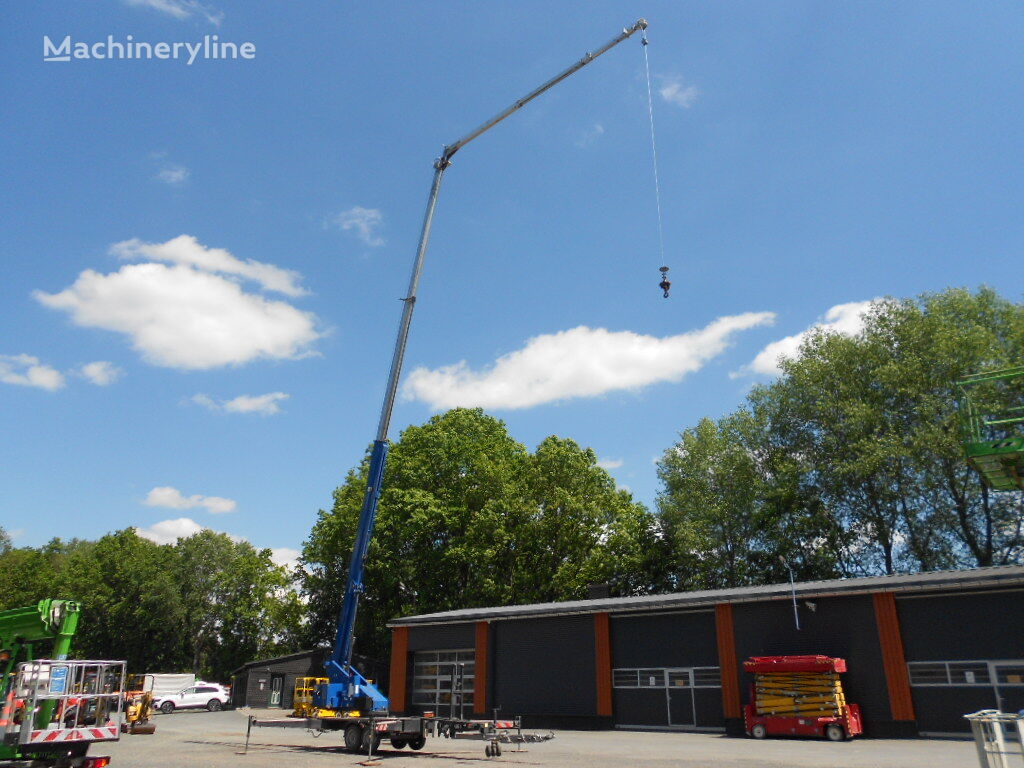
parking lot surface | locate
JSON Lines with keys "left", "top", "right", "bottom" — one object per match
{"left": 102, "top": 709, "right": 979, "bottom": 768}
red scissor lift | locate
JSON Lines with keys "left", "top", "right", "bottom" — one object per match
{"left": 743, "top": 655, "right": 863, "bottom": 741}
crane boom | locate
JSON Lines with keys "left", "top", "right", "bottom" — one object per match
{"left": 317, "top": 18, "right": 648, "bottom": 715}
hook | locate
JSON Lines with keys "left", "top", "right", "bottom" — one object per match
{"left": 658, "top": 266, "right": 671, "bottom": 299}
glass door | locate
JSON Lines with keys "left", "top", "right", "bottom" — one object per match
{"left": 666, "top": 669, "right": 695, "bottom": 727}
{"left": 269, "top": 675, "right": 283, "bottom": 707}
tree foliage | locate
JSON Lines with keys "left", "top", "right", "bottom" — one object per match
{"left": 0, "top": 529, "right": 301, "bottom": 680}
{"left": 300, "top": 408, "right": 659, "bottom": 660}
{"left": 658, "top": 287, "right": 1024, "bottom": 581}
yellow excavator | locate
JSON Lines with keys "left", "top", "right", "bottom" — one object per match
{"left": 122, "top": 675, "right": 156, "bottom": 735}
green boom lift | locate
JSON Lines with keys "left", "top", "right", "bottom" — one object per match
{"left": 956, "top": 365, "right": 1024, "bottom": 491}
{"left": 0, "top": 600, "right": 80, "bottom": 733}
{"left": 1, "top": 600, "right": 123, "bottom": 768}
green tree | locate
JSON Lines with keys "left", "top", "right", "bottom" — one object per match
{"left": 55, "top": 530, "right": 185, "bottom": 671}
{"left": 176, "top": 531, "right": 301, "bottom": 680}
{"left": 301, "top": 408, "right": 657, "bottom": 660}
{"left": 0, "top": 537, "right": 93, "bottom": 611}
{"left": 778, "top": 288, "right": 1024, "bottom": 571}
{"left": 657, "top": 286, "right": 1024, "bottom": 579}
{"left": 657, "top": 406, "right": 842, "bottom": 589}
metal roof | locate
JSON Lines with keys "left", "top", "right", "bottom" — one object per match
{"left": 388, "top": 564, "right": 1024, "bottom": 627}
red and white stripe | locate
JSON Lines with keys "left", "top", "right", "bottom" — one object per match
{"left": 27, "top": 725, "right": 119, "bottom": 744}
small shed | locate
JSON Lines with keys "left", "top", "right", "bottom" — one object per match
{"left": 231, "top": 650, "right": 327, "bottom": 710}
{"left": 231, "top": 650, "right": 390, "bottom": 710}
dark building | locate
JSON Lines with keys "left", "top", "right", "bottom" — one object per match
{"left": 387, "top": 565, "right": 1024, "bottom": 736}
{"left": 231, "top": 650, "right": 390, "bottom": 711}
{"left": 231, "top": 650, "right": 327, "bottom": 710}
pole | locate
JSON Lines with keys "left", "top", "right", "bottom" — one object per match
{"left": 778, "top": 561, "right": 802, "bottom": 630}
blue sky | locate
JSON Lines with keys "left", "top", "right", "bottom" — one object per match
{"left": 2, "top": 1, "right": 1022, "bottom": 565}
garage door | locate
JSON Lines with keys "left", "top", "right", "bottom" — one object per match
{"left": 411, "top": 650, "right": 475, "bottom": 718}
{"left": 613, "top": 667, "right": 723, "bottom": 729}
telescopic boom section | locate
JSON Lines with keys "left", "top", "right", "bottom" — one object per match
{"left": 318, "top": 19, "right": 649, "bottom": 715}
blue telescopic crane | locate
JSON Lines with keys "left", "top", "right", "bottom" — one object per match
{"left": 314, "top": 18, "right": 650, "bottom": 716}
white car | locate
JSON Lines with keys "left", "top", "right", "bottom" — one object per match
{"left": 154, "top": 682, "right": 231, "bottom": 713}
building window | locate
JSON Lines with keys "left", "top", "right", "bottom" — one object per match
{"left": 411, "top": 650, "right": 475, "bottom": 711}
{"left": 691, "top": 667, "right": 722, "bottom": 688}
{"left": 908, "top": 660, "right": 1021, "bottom": 687}
{"left": 613, "top": 669, "right": 639, "bottom": 688}
{"left": 613, "top": 667, "right": 721, "bottom": 689}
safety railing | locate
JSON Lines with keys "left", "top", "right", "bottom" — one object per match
{"left": 965, "top": 710, "right": 1024, "bottom": 768}
{"left": 4, "top": 659, "right": 125, "bottom": 747}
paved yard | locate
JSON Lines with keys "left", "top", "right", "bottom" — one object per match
{"left": 100, "top": 709, "right": 980, "bottom": 768}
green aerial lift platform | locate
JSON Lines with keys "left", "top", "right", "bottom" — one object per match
{"left": 957, "top": 365, "right": 1024, "bottom": 491}
{"left": 1, "top": 600, "right": 125, "bottom": 768}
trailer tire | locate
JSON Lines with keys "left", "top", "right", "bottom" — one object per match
{"left": 485, "top": 743, "right": 493, "bottom": 757}
{"left": 391, "top": 737, "right": 407, "bottom": 749}
{"left": 495, "top": 742, "right": 501, "bottom": 756}
{"left": 825, "top": 724, "right": 845, "bottom": 742}
{"left": 750, "top": 723, "right": 766, "bottom": 739}
{"left": 408, "top": 734, "right": 426, "bottom": 750}
{"left": 343, "top": 724, "right": 363, "bottom": 751}
{"left": 160, "top": 701, "right": 175, "bottom": 715}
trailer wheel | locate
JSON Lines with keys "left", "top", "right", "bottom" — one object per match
{"left": 391, "top": 737, "right": 407, "bottom": 749}
{"left": 825, "top": 724, "right": 846, "bottom": 742}
{"left": 343, "top": 724, "right": 363, "bottom": 751}
{"left": 494, "top": 742, "right": 501, "bottom": 756}
{"left": 750, "top": 723, "right": 767, "bottom": 739}
{"left": 408, "top": 734, "right": 426, "bottom": 750}
{"left": 485, "top": 743, "right": 493, "bottom": 757}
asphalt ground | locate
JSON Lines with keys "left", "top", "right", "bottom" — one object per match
{"left": 99, "top": 708, "right": 982, "bottom": 768}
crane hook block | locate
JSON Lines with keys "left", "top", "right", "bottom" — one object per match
{"left": 658, "top": 266, "right": 671, "bottom": 299}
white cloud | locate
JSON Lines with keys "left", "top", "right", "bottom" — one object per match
{"left": 144, "top": 485, "right": 237, "bottom": 514}
{"left": 156, "top": 165, "right": 189, "bottom": 185}
{"left": 111, "top": 235, "right": 306, "bottom": 297}
{"left": 403, "top": 313, "right": 775, "bottom": 410}
{"left": 575, "top": 123, "right": 605, "bottom": 148}
{"left": 135, "top": 517, "right": 204, "bottom": 545}
{"left": 35, "top": 237, "right": 321, "bottom": 370}
{"left": 0, "top": 354, "right": 65, "bottom": 391}
{"left": 659, "top": 77, "right": 700, "bottom": 108}
{"left": 191, "top": 391, "right": 289, "bottom": 416}
{"left": 134, "top": 517, "right": 246, "bottom": 545}
{"left": 78, "top": 361, "right": 122, "bottom": 386}
{"left": 327, "top": 207, "right": 385, "bottom": 247}
{"left": 597, "top": 458, "right": 624, "bottom": 470}
{"left": 270, "top": 547, "right": 301, "bottom": 571}
{"left": 123, "top": 0, "right": 223, "bottom": 25}
{"left": 740, "top": 299, "right": 882, "bottom": 377}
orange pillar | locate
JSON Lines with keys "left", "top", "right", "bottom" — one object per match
{"left": 388, "top": 626, "right": 409, "bottom": 712}
{"left": 715, "top": 603, "right": 741, "bottom": 719}
{"left": 594, "top": 612, "right": 613, "bottom": 717}
{"left": 873, "top": 592, "right": 916, "bottom": 721}
{"left": 474, "top": 621, "right": 489, "bottom": 715}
